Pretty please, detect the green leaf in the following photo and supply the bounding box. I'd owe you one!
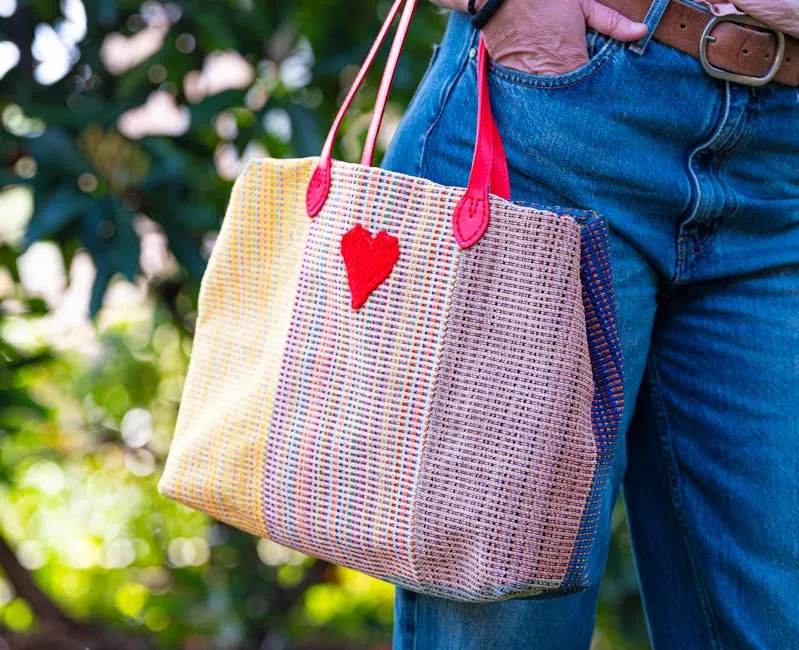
[170,204,220,231]
[109,200,140,282]
[0,387,48,415]
[23,183,94,248]
[286,101,322,158]
[0,246,22,281]
[89,262,113,317]
[164,223,207,283]
[189,9,240,50]
[80,201,141,315]
[87,0,118,26]
[113,63,155,100]
[190,90,248,129]
[1,351,53,371]
[25,127,92,176]
[23,297,49,315]
[139,139,189,189]
[0,171,23,189]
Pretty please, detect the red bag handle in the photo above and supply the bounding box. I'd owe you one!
[452,37,510,247]
[305,0,413,218]
[306,3,509,249]
[361,0,417,166]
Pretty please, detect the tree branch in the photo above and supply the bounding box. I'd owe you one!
[0,531,74,628]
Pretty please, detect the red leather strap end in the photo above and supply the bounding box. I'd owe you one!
[306,162,331,218]
[453,192,490,249]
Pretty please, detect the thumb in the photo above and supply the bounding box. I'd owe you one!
[583,0,649,41]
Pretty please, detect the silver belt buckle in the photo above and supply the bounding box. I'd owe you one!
[700,14,786,87]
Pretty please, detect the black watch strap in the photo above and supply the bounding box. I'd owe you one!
[470,0,505,29]
[467,0,478,14]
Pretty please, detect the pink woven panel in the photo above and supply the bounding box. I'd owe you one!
[263,161,464,580]
[408,199,596,600]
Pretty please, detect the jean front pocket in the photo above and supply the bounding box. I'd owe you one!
[488,30,623,89]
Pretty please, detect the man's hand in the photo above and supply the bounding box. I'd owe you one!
[431,0,647,75]
[729,0,799,39]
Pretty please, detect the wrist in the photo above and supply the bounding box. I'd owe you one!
[470,0,506,29]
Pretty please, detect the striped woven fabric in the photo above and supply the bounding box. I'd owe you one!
[159,156,624,602]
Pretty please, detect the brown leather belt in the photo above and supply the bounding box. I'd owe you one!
[602,0,799,87]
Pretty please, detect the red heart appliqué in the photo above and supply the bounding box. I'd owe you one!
[340,223,400,310]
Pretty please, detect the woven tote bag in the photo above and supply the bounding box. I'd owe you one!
[159,0,624,603]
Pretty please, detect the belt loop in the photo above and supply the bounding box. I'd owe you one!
[628,0,670,55]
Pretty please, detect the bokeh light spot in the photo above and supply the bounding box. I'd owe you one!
[176,33,195,54]
[17,540,46,570]
[13,156,37,179]
[4,599,34,632]
[121,408,153,448]
[0,0,17,18]
[144,606,170,631]
[114,582,149,618]
[124,448,156,477]
[148,63,167,83]
[77,172,98,193]
[256,538,306,567]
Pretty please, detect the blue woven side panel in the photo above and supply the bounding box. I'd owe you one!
[502,202,625,600]
[559,212,625,592]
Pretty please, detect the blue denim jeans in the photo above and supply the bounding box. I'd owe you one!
[382,7,799,650]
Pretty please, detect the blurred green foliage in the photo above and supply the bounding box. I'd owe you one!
[0,1,650,648]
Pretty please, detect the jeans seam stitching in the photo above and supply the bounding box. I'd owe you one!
[628,0,670,55]
[419,30,476,178]
[402,44,440,132]
[710,118,752,224]
[677,83,731,280]
[645,352,724,650]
